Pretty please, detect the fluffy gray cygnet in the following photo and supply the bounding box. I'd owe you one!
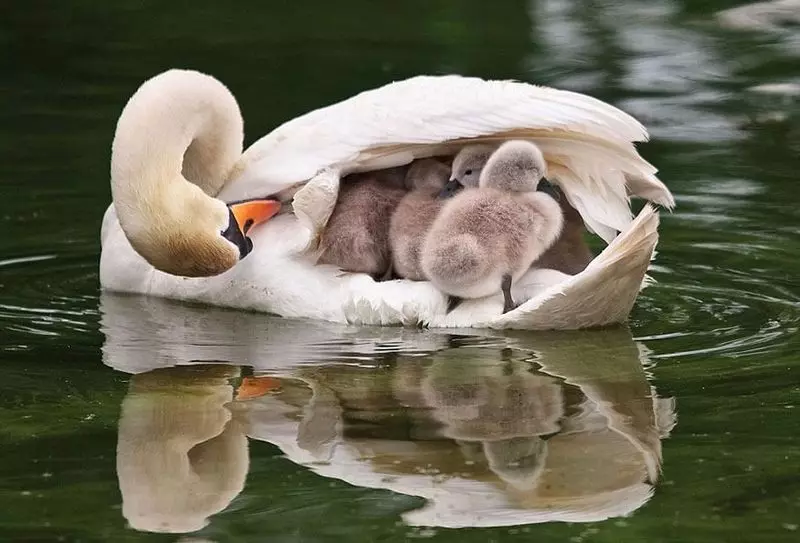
[439,144,497,198]
[317,167,407,279]
[451,144,594,275]
[421,141,564,313]
[389,159,453,281]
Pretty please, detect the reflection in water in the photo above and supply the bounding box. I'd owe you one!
[116,365,248,533]
[102,294,676,533]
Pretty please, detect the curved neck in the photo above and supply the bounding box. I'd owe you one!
[110,70,244,226]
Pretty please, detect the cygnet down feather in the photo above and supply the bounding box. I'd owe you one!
[421,141,564,313]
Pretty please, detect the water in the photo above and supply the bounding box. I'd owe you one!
[1,0,798,541]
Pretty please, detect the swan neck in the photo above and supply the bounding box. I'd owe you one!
[110,70,244,211]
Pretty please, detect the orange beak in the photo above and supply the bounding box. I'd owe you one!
[229,198,281,235]
[236,376,281,400]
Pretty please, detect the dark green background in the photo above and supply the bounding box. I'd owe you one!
[1,0,798,541]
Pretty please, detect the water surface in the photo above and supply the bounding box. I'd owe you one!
[1,0,798,541]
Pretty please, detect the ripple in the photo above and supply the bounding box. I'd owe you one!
[636,262,800,361]
[748,82,800,97]
[717,0,800,33]
[0,254,57,268]
[0,252,98,349]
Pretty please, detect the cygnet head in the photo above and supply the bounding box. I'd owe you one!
[483,437,548,491]
[438,144,497,199]
[404,159,451,192]
[450,144,497,188]
[479,140,547,193]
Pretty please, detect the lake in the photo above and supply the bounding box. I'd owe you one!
[1,0,798,541]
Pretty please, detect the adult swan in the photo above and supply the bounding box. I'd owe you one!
[100,69,674,329]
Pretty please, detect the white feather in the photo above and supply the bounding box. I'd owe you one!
[216,75,673,240]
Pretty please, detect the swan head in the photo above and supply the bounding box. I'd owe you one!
[440,144,497,198]
[117,181,281,278]
[110,69,282,278]
[479,140,547,192]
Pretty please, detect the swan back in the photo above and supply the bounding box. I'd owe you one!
[221,74,673,244]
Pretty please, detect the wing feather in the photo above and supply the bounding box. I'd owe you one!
[218,75,673,239]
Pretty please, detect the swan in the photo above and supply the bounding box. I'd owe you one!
[107,70,281,278]
[422,141,564,313]
[100,69,674,329]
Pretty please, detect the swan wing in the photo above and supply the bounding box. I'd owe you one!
[219,75,673,242]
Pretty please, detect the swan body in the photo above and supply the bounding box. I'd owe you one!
[100,69,672,330]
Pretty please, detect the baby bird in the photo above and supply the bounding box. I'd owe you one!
[453,146,594,274]
[389,159,452,281]
[439,144,497,198]
[317,167,407,279]
[421,141,564,314]
[531,182,594,274]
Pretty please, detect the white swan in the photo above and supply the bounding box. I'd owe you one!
[100,69,674,329]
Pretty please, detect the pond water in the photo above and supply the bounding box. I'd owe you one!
[1,0,798,541]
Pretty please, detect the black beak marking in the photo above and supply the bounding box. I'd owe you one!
[221,208,252,260]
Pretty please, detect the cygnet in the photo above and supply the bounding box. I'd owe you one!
[421,141,564,313]
[389,159,452,281]
[317,167,407,279]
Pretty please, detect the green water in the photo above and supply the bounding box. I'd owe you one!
[1,0,798,541]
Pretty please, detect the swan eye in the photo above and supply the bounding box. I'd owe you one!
[465,169,473,175]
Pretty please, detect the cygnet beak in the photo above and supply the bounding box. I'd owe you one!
[438,179,464,199]
[222,198,281,259]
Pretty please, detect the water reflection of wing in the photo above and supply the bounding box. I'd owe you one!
[515,330,677,483]
[101,293,676,529]
[116,365,248,533]
[242,330,676,528]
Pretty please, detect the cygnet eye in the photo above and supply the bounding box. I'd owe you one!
[465,169,473,175]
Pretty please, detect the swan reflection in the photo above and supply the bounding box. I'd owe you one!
[102,294,676,532]
[116,364,248,533]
